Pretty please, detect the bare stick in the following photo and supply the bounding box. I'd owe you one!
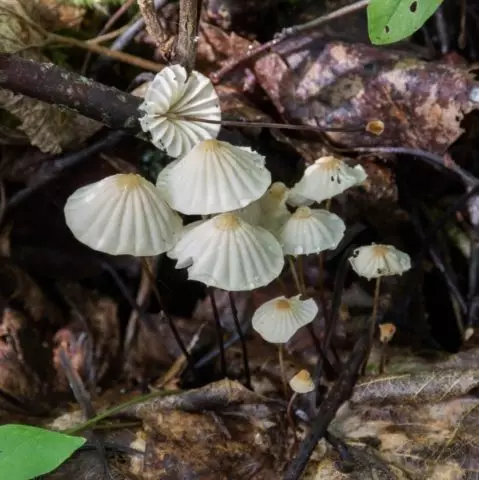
[211,0,369,83]
[137,0,168,45]
[174,0,200,72]
[228,292,252,389]
[209,288,227,378]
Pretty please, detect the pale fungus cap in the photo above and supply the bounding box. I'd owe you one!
[252,295,318,343]
[170,213,284,291]
[64,174,182,256]
[138,64,221,158]
[291,156,367,204]
[258,182,290,233]
[349,244,411,280]
[164,139,271,215]
[289,369,315,394]
[286,188,315,207]
[378,323,396,343]
[279,207,346,256]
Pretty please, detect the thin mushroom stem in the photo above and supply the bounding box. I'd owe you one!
[209,288,227,378]
[362,276,382,374]
[227,291,252,390]
[278,344,288,397]
[297,256,307,294]
[317,252,330,325]
[140,258,197,376]
[288,256,303,296]
[286,392,299,448]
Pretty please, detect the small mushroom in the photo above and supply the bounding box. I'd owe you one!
[139,64,221,158]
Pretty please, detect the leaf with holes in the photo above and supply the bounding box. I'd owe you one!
[0,424,85,479]
[368,0,443,45]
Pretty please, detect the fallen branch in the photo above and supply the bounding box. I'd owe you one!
[283,333,370,479]
[0,54,142,135]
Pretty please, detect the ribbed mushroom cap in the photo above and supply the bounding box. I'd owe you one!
[64,174,182,256]
[279,207,345,256]
[252,295,318,343]
[170,213,284,291]
[139,64,221,158]
[164,139,271,215]
[349,244,411,280]
[291,156,367,204]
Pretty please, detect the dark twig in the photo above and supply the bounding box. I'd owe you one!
[339,146,477,187]
[228,292,252,389]
[209,289,227,378]
[211,0,369,83]
[58,348,112,479]
[283,333,370,479]
[0,54,143,134]
[137,0,168,45]
[174,0,200,72]
[2,131,124,220]
[140,258,198,377]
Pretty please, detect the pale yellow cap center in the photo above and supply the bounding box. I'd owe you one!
[294,369,313,384]
[200,139,221,154]
[371,244,390,258]
[275,298,292,311]
[315,155,341,170]
[214,213,240,231]
[269,182,287,199]
[115,174,142,190]
[293,206,312,219]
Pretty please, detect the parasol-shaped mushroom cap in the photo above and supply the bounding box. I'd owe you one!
[279,206,345,256]
[170,213,284,291]
[289,369,315,394]
[64,174,182,256]
[252,295,318,343]
[291,155,367,204]
[139,64,221,158]
[349,244,411,280]
[163,139,271,215]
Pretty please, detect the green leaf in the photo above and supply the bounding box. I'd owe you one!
[0,424,86,480]
[367,0,443,45]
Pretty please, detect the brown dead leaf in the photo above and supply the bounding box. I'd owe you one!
[254,39,479,154]
[53,283,121,390]
[0,0,101,153]
[0,308,53,414]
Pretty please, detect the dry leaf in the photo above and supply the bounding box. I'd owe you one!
[0,0,101,153]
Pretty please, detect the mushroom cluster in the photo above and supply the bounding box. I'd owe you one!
[63,63,412,387]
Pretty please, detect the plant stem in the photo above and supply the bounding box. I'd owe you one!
[278,344,287,397]
[288,256,303,296]
[174,0,200,72]
[137,0,168,45]
[361,277,381,374]
[209,288,227,378]
[227,292,252,389]
[297,256,306,294]
[140,258,197,376]
[286,392,298,448]
[65,388,176,435]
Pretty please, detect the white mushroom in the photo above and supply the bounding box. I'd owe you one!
[279,206,345,256]
[64,174,182,256]
[289,369,315,394]
[349,244,411,280]
[139,64,221,158]
[164,139,271,215]
[291,155,367,204]
[252,295,318,343]
[170,213,284,291]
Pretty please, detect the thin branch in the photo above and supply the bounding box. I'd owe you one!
[283,332,370,479]
[48,33,164,72]
[137,0,168,45]
[211,0,369,83]
[174,0,200,72]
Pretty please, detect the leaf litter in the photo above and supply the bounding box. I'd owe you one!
[1,0,479,479]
